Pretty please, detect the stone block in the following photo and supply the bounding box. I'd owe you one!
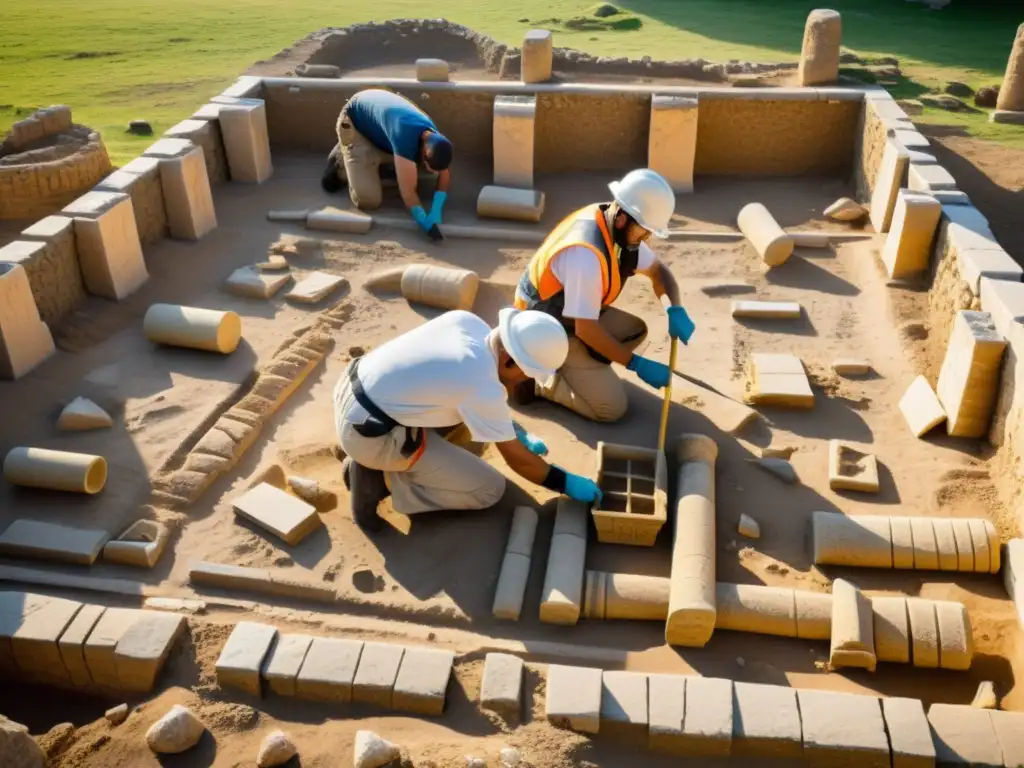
[881,190,941,278]
[931,519,960,572]
[285,271,347,303]
[10,596,82,686]
[415,58,449,82]
[967,519,992,574]
[600,671,648,743]
[64,191,149,300]
[84,607,144,690]
[58,397,112,432]
[103,520,169,569]
[951,519,976,572]
[506,505,538,557]
[0,262,55,380]
[262,634,313,697]
[143,140,217,239]
[546,664,602,734]
[944,205,1003,256]
[218,99,273,183]
[934,600,972,671]
[798,9,842,86]
[893,128,930,151]
[891,516,915,569]
[224,266,291,299]
[540,499,587,626]
[58,604,105,687]
[812,512,892,568]
[927,704,1002,767]
[988,710,1024,768]
[164,118,227,184]
[979,276,1024,339]
[295,637,363,702]
[392,646,455,716]
[828,440,880,493]
[908,163,957,193]
[352,641,404,708]
[715,583,797,638]
[1007,539,1024,627]
[114,612,185,693]
[648,673,687,754]
[492,95,536,189]
[522,29,553,83]
[986,521,1001,574]
[745,353,813,408]
[648,95,697,193]
[936,311,1006,437]
[881,697,935,768]
[899,375,947,438]
[869,138,910,233]
[799,689,889,768]
[476,186,544,223]
[681,676,733,756]
[493,553,531,621]
[3,223,84,328]
[0,520,107,566]
[732,682,802,758]
[830,579,876,672]
[731,300,802,319]
[910,517,940,570]
[871,596,910,664]
[738,204,794,268]
[796,591,833,640]
[480,653,523,719]
[907,598,939,668]
[991,109,1024,124]
[215,621,278,697]
[231,482,321,546]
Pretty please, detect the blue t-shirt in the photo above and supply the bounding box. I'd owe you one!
[346,89,437,162]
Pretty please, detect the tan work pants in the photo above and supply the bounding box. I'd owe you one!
[335,105,393,211]
[537,307,648,423]
[334,370,506,515]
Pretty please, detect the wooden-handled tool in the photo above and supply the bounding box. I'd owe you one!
[658,338,678,453]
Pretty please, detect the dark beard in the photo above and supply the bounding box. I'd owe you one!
[612,224,640,280]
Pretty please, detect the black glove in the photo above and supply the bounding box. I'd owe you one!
[426,224,444,243]
[320,144,344,193]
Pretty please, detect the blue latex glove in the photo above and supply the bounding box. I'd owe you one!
[666,305,696,344]
[627,354,671,390]
[563,471,604,505]
[426,191,447,228]
[410,205,430,232]
[513,421,548,456]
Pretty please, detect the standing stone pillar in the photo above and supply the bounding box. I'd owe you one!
[993,23,1024,123]
[798,9,842,87]
[522,30,553,84]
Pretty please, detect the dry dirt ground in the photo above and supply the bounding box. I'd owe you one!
[0,150,1021,765]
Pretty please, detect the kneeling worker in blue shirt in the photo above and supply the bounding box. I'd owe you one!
[322,88,452,241]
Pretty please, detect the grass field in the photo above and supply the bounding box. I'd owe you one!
[1,0,1022,163]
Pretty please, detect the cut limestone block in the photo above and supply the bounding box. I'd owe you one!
[224,266,291,299]
[967,519,991,574]
[796,591,834,640]
[231,482,321,546]
[415,58,449,82]
[985,520,1000,575]
[215,621,278,696]
[476,186,545,223]
[731,681,802,759]
[114,611,185,693]
[10,595,82,686]
[592,441,668,547]
[716,583,797,638]
[0,592,45,675]
[1,231,84,329]
[493,95,536,188]
[907,598,939,669]
[731,301,802,319]
[521,29,553,84]
[0,519,107,565]
[989,710,1024,768]
[400,264,479,312]
[824,197,867,222]
[546,664,602,734]
[798,689,889,768]
[393,646,455,716]
[540,498,587,626]
[1007,539,1024,628]
[493,506,538,621]
[681,676,733,757]
[828,440,880,493]
[936,311,1006,438]
[893,129,930,152]
[295,63,339,78]
[63,191,149,300]
[4,446,107,495]
[600,671,648,743]
[666,435,718,648]
[295,637,364,702]
[305,207,372,234]
[951,519,975,572]
[285,271,347,304]
[648,95,698,193]
[744,353,814,409]
[927,704,1002,767]
[58,397,112,431]
[970,682,995,710]
[934,600,973,671]
[979,276,1024,340]
[881,697,935,768]
[881,190,942,279]
[480,653,523,719]
[737,203,794,268]
[103,520,170,568]
[869,138,911,233]
[909,163,957,193]
[218,99,273,184]
[648,673,687,755]
[910,517,939,571]
[812,512,893,568]
[352,642,405,708]
[871,596,911,664]
[144,304,242,354]
[829,579,877,672]
[262,634,313,697]
[899,375,947,438]
[143,139,217,239]
[58,603,106,687]
[737,512,762,537]
[891,517,915,570]
[931,519,960,572]
[832,359,871,377]
[798,9,842,86]
[0,262,55,380]
[84,607,144,690]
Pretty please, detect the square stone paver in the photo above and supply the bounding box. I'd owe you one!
[352,641,405,708]
[600,671,648,743]
[215,621,278,697]
[732,682,802,758]
[392,646,455,716]
[927,704,1002,767]
[57,604,106,687]
[11,596,82,686]
[262,634,313,697]
[114,612,185,693]
[296,637,364,702]
[798,689,890,768]
[480,653,524,719]
[682,676,733,756]
[546,664,602,734]
[648,673,687,755]
[882,697,935,768]
[231,483,321,546]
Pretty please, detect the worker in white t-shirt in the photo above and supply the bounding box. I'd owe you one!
[513,168,695,422]
[334,308,604,532]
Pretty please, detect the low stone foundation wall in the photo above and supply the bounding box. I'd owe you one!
[854,94,890,201]
[16,215,87,327]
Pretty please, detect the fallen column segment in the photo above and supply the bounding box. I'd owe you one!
[737,203,794,268]
[540,498,588,626]
[476,186,545,223]
[829,579,876,672]
[936,310,1007,438]
[492,506,538,621]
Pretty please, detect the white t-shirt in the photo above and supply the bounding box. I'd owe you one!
[550,241,656,320]
[350,310,516,444]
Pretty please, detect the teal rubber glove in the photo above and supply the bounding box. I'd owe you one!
[563,471,603,505]
[426,191,447,228]
[666,305,696,344]
[410,205,430,232]
[513,421,548,456]
[627,354,671,389]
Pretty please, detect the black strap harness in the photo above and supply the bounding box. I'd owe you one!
[348,358,423,457]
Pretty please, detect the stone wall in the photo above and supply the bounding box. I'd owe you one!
[854,96,889,201]
[16,216,86,327]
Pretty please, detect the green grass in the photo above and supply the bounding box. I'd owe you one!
[2,0,1022,163]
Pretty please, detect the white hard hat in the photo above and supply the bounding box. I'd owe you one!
[498,308,569,385]
[607,168,676,238]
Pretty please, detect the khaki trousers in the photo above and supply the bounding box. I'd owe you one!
[334,370,506,515]
[335,106,393,211]
[537,307,648,423]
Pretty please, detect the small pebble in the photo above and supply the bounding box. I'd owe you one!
[738,513,761,539]
[736,657,746,668]
[105,703,129,726]
[500,747,522,766]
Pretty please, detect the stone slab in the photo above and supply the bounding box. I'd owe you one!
[979,276,1024,340]
[480,652,523,719]
[828,440,880,493]
[216,621,278,697]
[546,664,602,734]
[746,353,814,409]
[960,249,1023,294]
[934,600,972,671]
[798,689,890,768]
[681,676,733,756]
[58,604,106,687]
[908,163,957,192]
[600,671,648,743]
[988,710,1024,768]
[218,100,273,184]
[114,612,185,693]
[830,579,876,672]
[225,266,291,299]
[869,138,910,233]
[648,673,686,754]
[492,552,531,621]
[540,532,586,626]
[731,301,803,319]
[732,681,802,758]
[10,595,82,685]
[648,94,698,193]
[796,591,834,640]
[285,271,347,304]
[0,520,107,566]
[83,607,144,690]
[936,311,1007,438]
[392,646,455,716]
[295,637,364,702]
[927,704,1002,767]
[882,697,935,768]
[899,375,947,438]
[262,633,313,697]
[352,641,405,708]
[812,512,893,568]
[231,482,321,546]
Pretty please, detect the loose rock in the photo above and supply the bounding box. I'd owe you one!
[37,723,74,761]
[465,757,486,768]
[921,94,971,112]
[354,730,400,768]
[738,513,761,539]
[761,445,797,460]
[824,197,868,223]
[145,705,205,755]
[287,475,326,504]
[500,747,522,766]
[105,704,129,726]
[832,358,872,376]
[258,730,298,767]
[127,119,153,136]
[944,81,974,98]
[971,681,998,709]
[0,715,45,768]
[753,458,798,484]
[975,85,1000,108]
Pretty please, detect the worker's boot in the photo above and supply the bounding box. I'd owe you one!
[321,145,346,193]
[341,457,389,533]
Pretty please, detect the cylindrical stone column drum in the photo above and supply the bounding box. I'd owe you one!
[144,304,242,354]
[400,264,479,311]
[4,447,107,494]
[738,203,794,267]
